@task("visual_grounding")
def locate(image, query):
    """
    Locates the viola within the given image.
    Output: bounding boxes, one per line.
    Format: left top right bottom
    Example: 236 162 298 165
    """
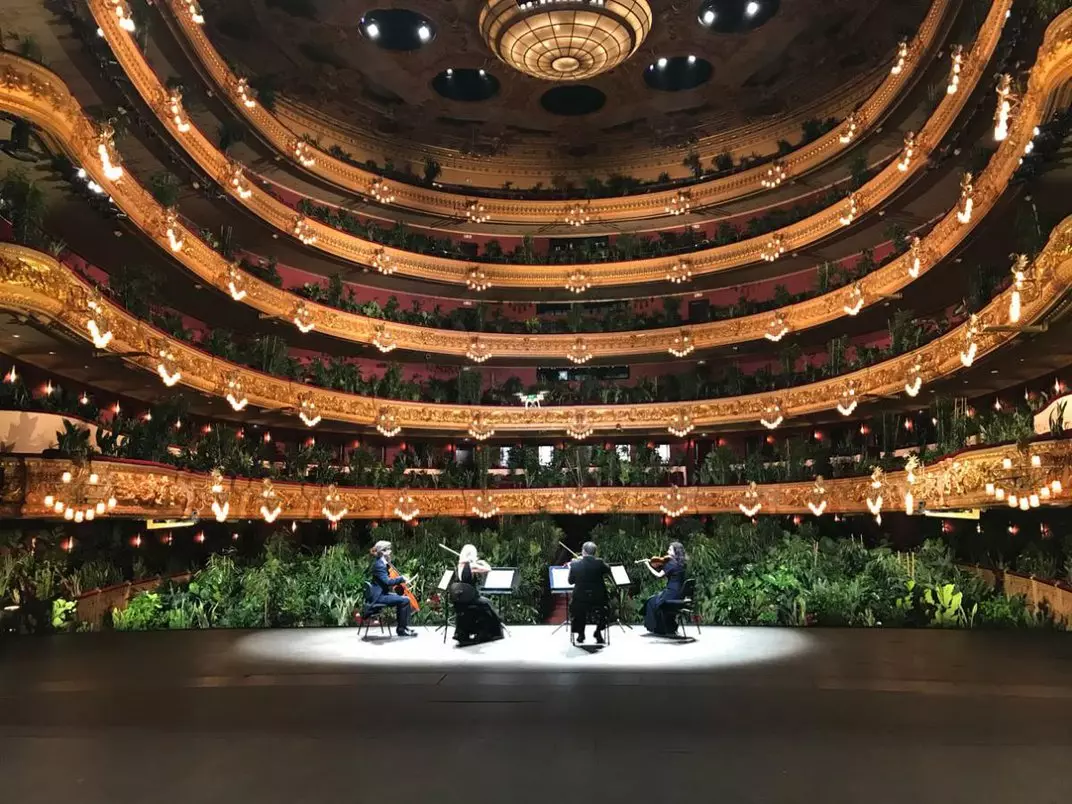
387 561 420 612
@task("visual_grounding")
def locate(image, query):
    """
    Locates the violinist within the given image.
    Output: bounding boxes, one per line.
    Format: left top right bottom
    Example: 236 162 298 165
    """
369 540 418 637
451 544 503 646
641 542 688 636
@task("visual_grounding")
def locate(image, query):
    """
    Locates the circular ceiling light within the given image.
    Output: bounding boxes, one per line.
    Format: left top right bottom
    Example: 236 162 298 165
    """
360 9 436 51
432 68 502 102
644 55 713 92
697 0 780 33
479 0 653 82
540 85 607 115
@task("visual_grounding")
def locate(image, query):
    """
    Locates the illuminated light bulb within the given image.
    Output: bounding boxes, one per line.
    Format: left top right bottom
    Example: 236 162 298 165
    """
668 330 694 358
465 200 489 224
566 338 592 365
908 235 922 278
466 266 490 292
293 139 316 168
761 160 787 189
1029 493 1040 508
95 501 106 515
225 375 248 411
760 234 786 262
666 260 692 285
323 485 349 523
468 414 495 441
85 509 94 521
993 74 1013 141
985 482 995 495
74 510 84 523
292 217 317 246
1031 454 1042 468
108 497 117 509
898 131 916 172
1040 485 1051 500
1019 496 1030 511
185 1 205 24
665 191 691 217
891 38 908 76
292 302 315 333
565 270 591 294
62 471 73 484
372 325 397 353
839 112 860 145
370 178 395 205
838 193 859 226
1002 457 1013 470
843 283 864 316
765 313 789 342
54 501 65 513
995 487 1005 501
236 77 257 108
564 203 590 227
667 413 694 438
1052 480 1063 494
904 491 914 516
946 45 963 95
960 315 979 367
466 337 492 364
905 360 923 397
760 403 783 430
836 386 858 416
960 341 977 367
156 349 182 387
298 397 321 428
738 481 762 518
167 89 191 134
956 172 974 224
376 409 401 438
64 507 75 521
1009 254 1028 324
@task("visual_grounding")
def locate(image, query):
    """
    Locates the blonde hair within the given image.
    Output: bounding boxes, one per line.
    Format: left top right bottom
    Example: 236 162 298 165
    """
458 544 478 564
371 540 392 556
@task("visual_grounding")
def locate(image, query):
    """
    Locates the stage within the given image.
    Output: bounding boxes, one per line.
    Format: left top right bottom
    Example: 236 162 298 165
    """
3 627 1072 803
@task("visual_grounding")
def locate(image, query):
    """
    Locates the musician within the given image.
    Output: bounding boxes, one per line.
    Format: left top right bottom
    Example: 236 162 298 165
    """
567 541 612 644
641 542 688 636
451 544 503 646
369 540 418 637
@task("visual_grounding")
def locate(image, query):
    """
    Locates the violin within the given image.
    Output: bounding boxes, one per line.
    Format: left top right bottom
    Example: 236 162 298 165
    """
387 561 421 612
634 555 670 570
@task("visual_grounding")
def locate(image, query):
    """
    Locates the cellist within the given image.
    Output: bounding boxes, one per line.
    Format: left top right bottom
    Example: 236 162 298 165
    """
369 540 418 637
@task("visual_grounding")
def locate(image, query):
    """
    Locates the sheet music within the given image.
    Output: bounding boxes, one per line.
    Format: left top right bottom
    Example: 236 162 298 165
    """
549 566 574 591
438 569 455 591
483 569 515 592
610 565 631 586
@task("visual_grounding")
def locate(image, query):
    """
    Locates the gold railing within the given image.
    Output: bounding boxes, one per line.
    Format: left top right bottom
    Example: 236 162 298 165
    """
0 202 1068 436
84 0 1003 288
153 0 952 221
4 439 1071 520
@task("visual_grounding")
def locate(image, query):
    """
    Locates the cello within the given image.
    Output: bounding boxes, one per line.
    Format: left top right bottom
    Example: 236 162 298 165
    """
386 560 420 613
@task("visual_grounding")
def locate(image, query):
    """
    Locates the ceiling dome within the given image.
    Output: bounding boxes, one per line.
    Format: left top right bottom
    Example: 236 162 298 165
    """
479 0 653 82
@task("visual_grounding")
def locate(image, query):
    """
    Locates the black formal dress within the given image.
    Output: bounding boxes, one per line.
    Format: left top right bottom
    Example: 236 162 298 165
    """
567 555 611 638
368 556 412 633
642 559 686 635
451 563 503 645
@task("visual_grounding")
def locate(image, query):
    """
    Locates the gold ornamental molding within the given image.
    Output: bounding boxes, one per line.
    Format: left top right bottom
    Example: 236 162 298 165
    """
1 205 1070 437
4 440 1072 520
0 50 1017 360
85 0 1001 286
132 0 950 228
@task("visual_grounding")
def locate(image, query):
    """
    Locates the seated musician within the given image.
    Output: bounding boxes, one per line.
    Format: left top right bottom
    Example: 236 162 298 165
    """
451 544 503 646
567 541 611 644
641 542 688 636
368 540 418 637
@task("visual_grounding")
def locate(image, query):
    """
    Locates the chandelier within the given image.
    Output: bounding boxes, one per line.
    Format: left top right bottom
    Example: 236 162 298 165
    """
370 178 395 204
226 263 247 301
43 463 117 522
760 234 786 263
371 248 394 276
891 37 909 76
807 476 827 517
761 160 787 189
667 412 693 438
466 266 491 292
668 329 694 358
292 302 315 334
465 200 489 224
866 467 884 524
839 112 861 145
225 372 248 411
985 451 1065 511
166 88 191 133
393 492 420 522
660 486 688 518
564 203 591 227
479 0 653 82
323 484 349 523
566 337 592 364
85 292 114 349
738 481 762 518
908 235 923 278
209 469 230 522
665 191 691 216
765 312 789 342
898 131 917 172
259 478 282 523
565 269 591 294
666 260 692 285
565 486 594 515
372 324 397 353
760 402 784 430
468 413 495 441
471 492 500 519
294 139 316 167
376 408 401 437
298 394 321 427
566 411 594 440
466 336 492 363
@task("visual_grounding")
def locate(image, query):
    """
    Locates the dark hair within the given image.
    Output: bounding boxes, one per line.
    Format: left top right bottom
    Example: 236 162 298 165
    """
669 542 687 564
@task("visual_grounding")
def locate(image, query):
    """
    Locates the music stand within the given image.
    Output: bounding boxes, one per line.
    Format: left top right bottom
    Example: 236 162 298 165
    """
608 564 633 632
549 565 574 634
435 568 455 643
479 567 518 637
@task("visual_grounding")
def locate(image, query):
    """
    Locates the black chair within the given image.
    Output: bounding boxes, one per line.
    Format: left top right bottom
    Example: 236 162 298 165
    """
673 578 700 638
569 602 611 646
359 581 392 638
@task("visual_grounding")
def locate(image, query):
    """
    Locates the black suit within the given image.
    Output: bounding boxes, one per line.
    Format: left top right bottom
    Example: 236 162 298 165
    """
567 555 611 637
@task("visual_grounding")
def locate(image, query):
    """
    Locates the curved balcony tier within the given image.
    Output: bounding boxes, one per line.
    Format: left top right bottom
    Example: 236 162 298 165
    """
12 0 1011 290
91 0 972 234
6 438 1072 519
149 0 951 207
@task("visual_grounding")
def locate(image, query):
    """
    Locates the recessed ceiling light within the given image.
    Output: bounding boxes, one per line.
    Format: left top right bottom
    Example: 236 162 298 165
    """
365 21 380 38
746 1 761 17
417 24 430 42
687 54 696 64
701 9 715 24
657 57 668 68
446 68 453 76
479 68 486 76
